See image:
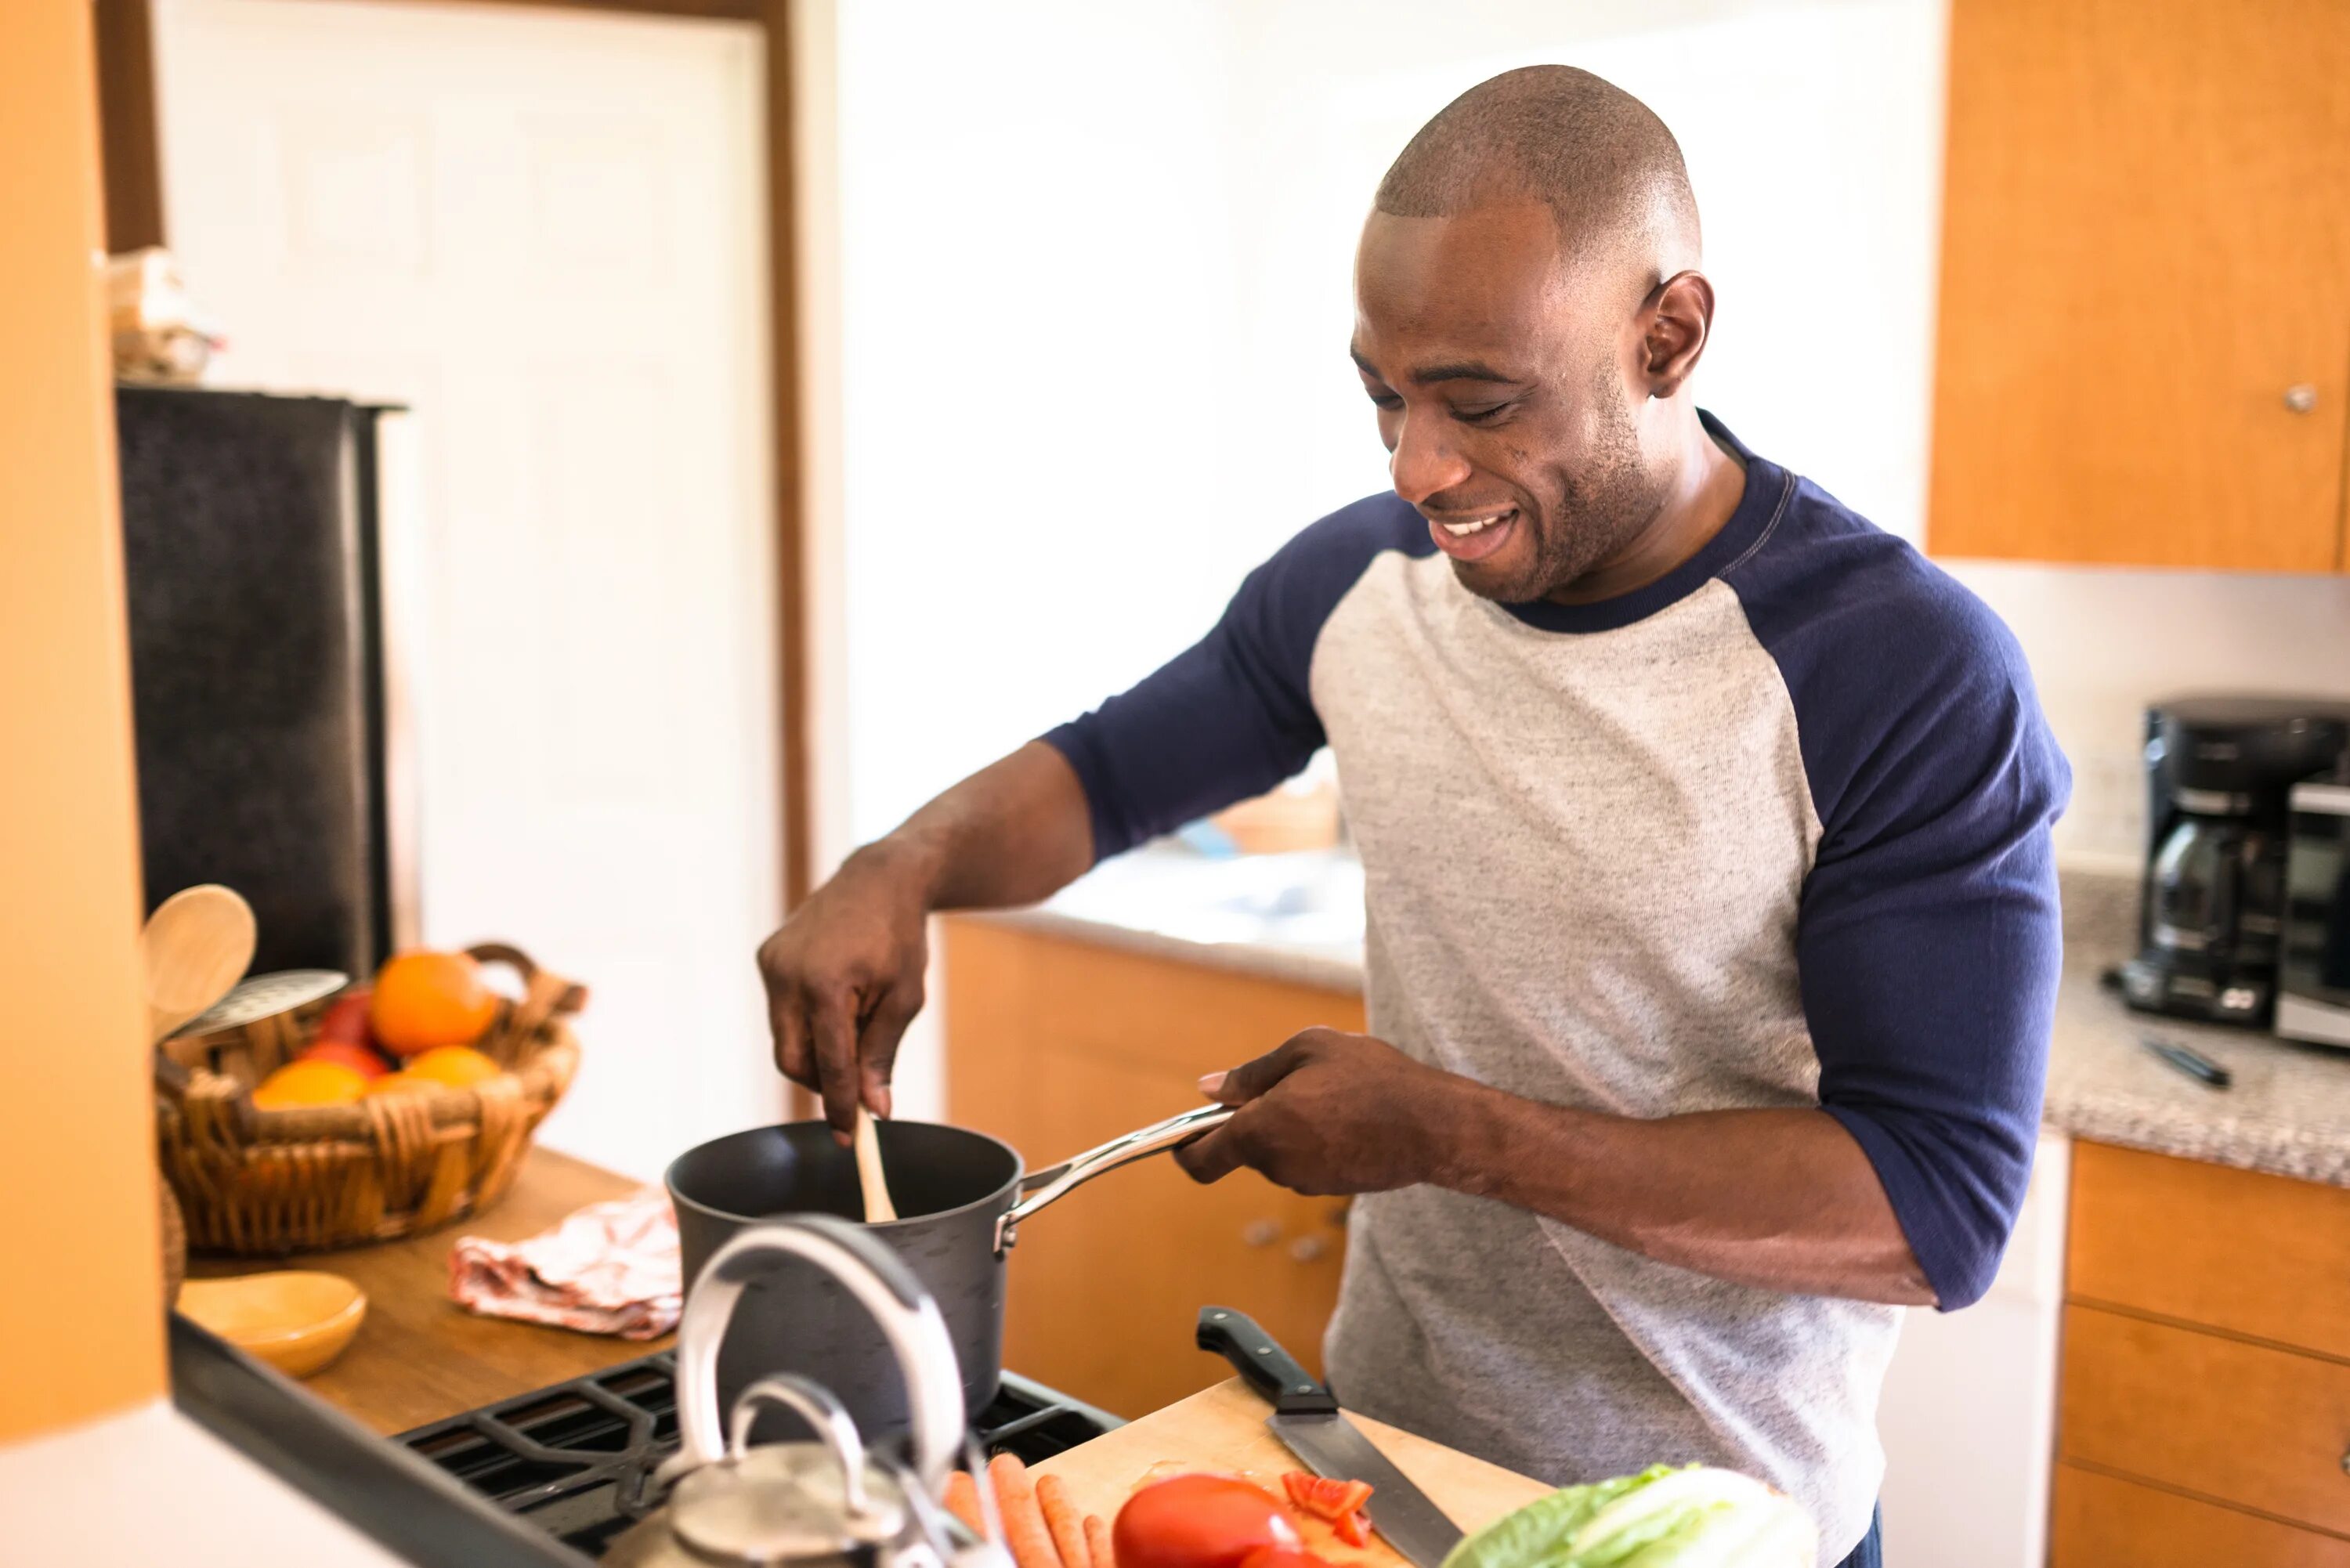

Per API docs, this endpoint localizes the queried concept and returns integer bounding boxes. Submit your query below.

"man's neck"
[1545,411,1748,606]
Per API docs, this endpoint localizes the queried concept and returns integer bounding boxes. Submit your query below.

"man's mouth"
[1425,507,1519,563]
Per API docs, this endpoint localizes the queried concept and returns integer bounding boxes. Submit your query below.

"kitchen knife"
[1197,1306,1465,1568]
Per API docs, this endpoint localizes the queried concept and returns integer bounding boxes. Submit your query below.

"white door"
[150,0,785,1180]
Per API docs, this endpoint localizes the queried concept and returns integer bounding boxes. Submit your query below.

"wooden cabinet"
[2052,1143,2350,1564]
[2053,1466,2350,1568]
[943,917,1365,1419]
[1929,0,2350,570]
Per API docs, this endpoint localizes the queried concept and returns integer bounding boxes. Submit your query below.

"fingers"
[768,987,814,1089]
[855,979,923,1120]
[808,987,863,1139]
[1172,1109,1252,1184]
[1202,1034,1309,1105]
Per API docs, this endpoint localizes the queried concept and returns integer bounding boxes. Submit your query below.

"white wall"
[833,0,1246,847]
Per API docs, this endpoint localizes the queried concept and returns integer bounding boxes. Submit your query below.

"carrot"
[1036,1472,1091,1568]
[944,1470,987,1537]
[990,1452,1061,1568]
[1084,1512,1115,1568]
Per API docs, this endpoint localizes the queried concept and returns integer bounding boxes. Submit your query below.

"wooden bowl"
[176,1270,367,1378]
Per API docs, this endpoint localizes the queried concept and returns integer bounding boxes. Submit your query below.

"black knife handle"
[1197,1306,1339,1416]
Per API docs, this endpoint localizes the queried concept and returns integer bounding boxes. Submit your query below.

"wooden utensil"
[853,1106,898,1223]
[176,1270,367,1378]
[139,883,256,1043]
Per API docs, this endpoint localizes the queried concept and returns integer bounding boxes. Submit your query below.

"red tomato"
[1333,1512,1372,1549]
[1238,1548,1333,1568]
[1115,1475,1301,1568]
[1278,1474,1372,1523]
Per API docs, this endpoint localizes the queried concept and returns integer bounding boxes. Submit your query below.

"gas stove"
[396,1352,1124,1561]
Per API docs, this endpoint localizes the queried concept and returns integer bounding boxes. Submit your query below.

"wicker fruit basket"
[154,943,584,1255]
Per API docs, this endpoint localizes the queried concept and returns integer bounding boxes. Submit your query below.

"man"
[758,66,2066,1568]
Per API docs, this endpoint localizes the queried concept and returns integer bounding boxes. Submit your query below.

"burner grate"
[398,1356,1122,1561]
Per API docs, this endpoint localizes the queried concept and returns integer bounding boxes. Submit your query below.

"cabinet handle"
[1242,1220,1280,1248]
[1289,1236,1329,1263]
[2285,384,2319,413]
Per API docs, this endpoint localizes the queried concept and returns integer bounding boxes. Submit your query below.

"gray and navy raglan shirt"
[1042,414,2069,1564]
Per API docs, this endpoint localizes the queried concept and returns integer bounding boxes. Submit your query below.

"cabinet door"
[1929,0,2350,570]
[2052,1465,2350,1568]
[945,919,1363,1419]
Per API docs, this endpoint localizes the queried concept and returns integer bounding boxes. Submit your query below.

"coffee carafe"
[2121,698,2350,1026]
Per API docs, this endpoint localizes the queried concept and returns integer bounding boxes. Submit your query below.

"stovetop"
[397,1353,1124,1560]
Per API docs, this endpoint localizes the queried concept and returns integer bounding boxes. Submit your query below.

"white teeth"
[1441,513,1506,537]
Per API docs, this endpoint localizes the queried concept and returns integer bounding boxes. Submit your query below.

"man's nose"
[1388,413,1473,506]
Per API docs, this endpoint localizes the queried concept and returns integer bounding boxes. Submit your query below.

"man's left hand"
[1172,1027,1470,1194]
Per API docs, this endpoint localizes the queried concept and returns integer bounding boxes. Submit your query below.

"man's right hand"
[754,740,1099,1138]
[757,844,933,1137]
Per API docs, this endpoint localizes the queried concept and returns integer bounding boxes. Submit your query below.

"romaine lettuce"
[1439,1466,1814,1568]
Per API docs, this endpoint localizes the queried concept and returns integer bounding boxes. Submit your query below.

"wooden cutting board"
[1032,1378,1552,1568]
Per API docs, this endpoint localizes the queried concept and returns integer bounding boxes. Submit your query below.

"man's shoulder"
[1720,467,2065,829]
[1725,471,2029,700]
[1275,490,1433,573]
[1227,491,1431,630]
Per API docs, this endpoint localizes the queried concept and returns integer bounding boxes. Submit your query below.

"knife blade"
[1196,1306,1465,1568]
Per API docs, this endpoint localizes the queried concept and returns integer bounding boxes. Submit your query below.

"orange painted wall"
[0,3,168,1440]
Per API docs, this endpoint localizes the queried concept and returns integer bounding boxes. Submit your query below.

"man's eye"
[1365,391,1403,410]
[1453,403,1513,425]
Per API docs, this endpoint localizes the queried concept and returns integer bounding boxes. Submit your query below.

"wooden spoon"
[140,884,256,1044]
[853,1105,898,1223]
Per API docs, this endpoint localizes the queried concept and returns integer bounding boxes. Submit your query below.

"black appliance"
[115,385,414,977]
[2277,778,2350,1048]
[2120,696,2350,1026]
[396,1351,1123,1562]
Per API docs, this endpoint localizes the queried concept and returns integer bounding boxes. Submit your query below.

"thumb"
[1198,1037,1304,1105]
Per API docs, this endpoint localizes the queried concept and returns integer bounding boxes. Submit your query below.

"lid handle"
[666,1216,964,1494]
[727,1374,880,1519]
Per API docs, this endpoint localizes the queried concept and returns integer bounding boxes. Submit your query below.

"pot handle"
[996,1104,1234,1253]
[663,1216,964,1495]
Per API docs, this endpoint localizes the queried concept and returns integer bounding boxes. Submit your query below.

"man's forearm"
[1430,1080,1936,1306]
[861,740,1095,912]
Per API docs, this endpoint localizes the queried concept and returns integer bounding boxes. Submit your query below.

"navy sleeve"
[1730,493,2070,1310]
[1042,493,1419,863]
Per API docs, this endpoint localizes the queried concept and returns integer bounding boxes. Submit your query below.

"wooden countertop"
[1036,1379,1549,1568]
[187,1145,669,1434]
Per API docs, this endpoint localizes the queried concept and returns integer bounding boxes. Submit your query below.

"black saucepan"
[666,1105,1229,1440]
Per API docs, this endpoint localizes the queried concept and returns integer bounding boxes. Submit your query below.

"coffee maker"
[2120,697,2350,1026]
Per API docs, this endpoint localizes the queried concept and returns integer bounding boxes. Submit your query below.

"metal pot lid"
[670,1443,909,1566]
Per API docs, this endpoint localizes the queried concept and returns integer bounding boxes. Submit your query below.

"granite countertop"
[982,847,2350,1188]
[2043,873,2350,1186]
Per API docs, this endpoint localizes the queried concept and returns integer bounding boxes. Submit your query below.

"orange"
[251,1059,368,1111]
[401,1045,501,1089]
[364,1072,430,1098]
[370,951,497,1057]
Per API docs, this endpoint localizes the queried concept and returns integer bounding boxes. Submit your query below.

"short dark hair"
[1376,66,1700,269]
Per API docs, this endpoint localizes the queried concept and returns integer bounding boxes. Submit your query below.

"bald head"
[1351,67,1731,609]
[1376,66,1699,284]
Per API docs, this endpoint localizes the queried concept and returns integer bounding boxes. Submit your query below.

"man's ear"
[1639,269,1715,399]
